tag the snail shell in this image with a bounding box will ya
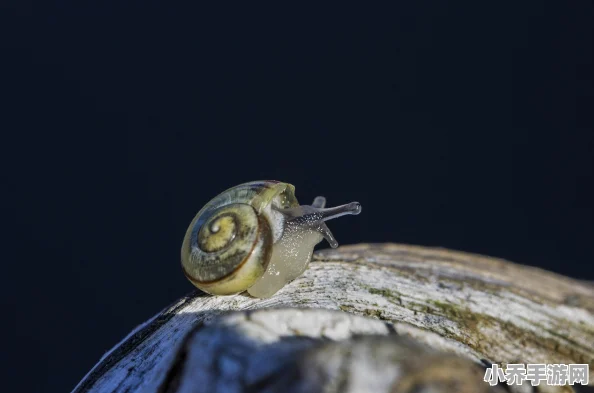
[181,181,361,298]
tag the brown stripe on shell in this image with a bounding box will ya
[182,214,272,285]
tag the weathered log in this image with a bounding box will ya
[72,243,594,393]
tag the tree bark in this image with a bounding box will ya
[72,243,594,393]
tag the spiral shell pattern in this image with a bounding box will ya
[181,181,298,295]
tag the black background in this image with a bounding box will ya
[2,2,593,392]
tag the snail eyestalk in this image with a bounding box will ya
[248,197,363,298]
[312,196,326,208]
[318,202,362,221]
[277,199,362,249]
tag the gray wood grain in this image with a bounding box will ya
[72,243,594,393]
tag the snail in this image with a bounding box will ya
[181,180,362,298]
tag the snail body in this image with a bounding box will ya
[181,181,361,298]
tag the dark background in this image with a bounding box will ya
[2,2,593,392]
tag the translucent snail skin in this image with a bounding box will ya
[181,180,362,298]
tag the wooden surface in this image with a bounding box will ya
[72,243,594,393]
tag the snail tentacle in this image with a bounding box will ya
[247,197,361,298]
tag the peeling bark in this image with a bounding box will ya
[72,243,594,393]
